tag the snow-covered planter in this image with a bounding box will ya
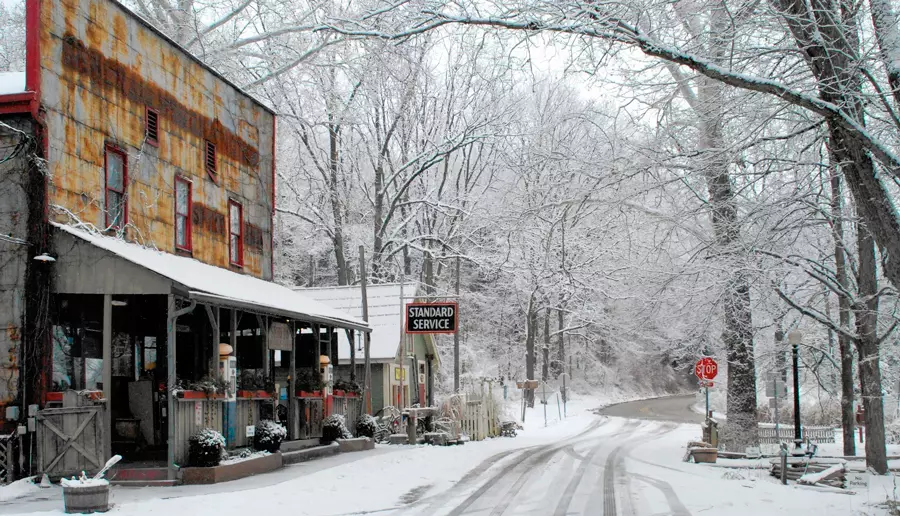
[188,428,226,467]
[322,414,352,443]
[61,472,110,513]
[356,414,378,438]
[253,420,287,452]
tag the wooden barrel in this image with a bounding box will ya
[63,485,110,514]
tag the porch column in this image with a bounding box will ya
[166,295,177,480]
[364,331,371,414]
[204,305,220,377]
[102,294,112,461]
[348,329,356,383]
[289,320,297,440]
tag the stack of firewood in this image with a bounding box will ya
[769,458,846,489]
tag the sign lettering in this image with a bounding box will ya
[405,302,458,334]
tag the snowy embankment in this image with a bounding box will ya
[0,395,606,516]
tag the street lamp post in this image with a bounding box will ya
[788,330,803,446]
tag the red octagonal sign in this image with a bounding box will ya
[695,357,718,381]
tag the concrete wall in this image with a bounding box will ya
[39,0,276,279]
[0,117,33,413]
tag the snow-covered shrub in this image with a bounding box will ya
[356,414,377,438]
[322,414,352,443]
[886,419,900,445]
[188,428,225,467]
[253,420,287,452]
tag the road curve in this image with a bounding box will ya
[597,394,703,424]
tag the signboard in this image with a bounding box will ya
[538,382,552,404]
[268,321,293,351]
[246,425,256,437]
[516,380,540,389]
[405,302,458,334]
[765,372,787,398]
[694,357,718,381]
[394,367,407,381]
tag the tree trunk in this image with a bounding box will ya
[328,118,350,286]
[542,309,550,381]
[525,296,536,407]
[854,226,888,474]
[831,168,856,456]
[868,0,900,109]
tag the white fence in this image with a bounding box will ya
[455,382,501,441]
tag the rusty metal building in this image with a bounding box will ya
[0,0,369,483]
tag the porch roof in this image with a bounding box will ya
[52,223,370,332]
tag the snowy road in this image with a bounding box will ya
[393,408,688,516]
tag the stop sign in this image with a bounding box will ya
[695,357,718,380]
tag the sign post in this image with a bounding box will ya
[559,372,569,418]
[540,382,549,427]
[694,357,719,419]
[766,372,787,435]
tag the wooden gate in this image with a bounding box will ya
[36,402,105,478]
[0,431,15,484]
[295,397,324,439]
[332,396,362,435]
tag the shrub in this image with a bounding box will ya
[253,420,287,452]
[322,414,352,443]
[356,414,377,438]
[188,428,225,467]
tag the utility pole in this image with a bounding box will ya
[454,255,460,392]
[359,245,372,414]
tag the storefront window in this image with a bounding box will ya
[52,324,103,392]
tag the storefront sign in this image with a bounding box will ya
[268,321,292,351]
[405,302,458,334]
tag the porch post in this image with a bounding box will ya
[166,295,177,480]
[289,320,297,440]
[102,294,112,461]
[204,305,220,377]
[348,329,356,383]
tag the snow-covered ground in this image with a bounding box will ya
[2,392,897,515]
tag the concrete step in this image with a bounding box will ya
[109,467,169,482]
[110,479,180,487]
[280,438,322,453]
[282,443,339,465]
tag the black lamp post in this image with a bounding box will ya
[788,330,803,445]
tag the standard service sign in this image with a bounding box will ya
[405,302,458,334]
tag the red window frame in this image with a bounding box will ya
[145,107,159,147]
[174,176,192,251]
[104,144,128,229]
[205,140,217,181]
[229,199,243,267]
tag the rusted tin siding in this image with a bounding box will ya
[0,118,32,412]
[39,0,275,279]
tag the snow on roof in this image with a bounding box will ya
[53,223,369,331]
[296,283,416,362]
[0,72,26,95]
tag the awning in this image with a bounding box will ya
[52,223,370,332]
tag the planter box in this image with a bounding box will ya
[297,391,323,398]
[336,437,375,453]
[177,391,225,400]
[333,391,360,398]
[691,448,718,464]
[181,452,283,484]
[237,390,273,399]
[47,391,104,403]
[63,484,110,513]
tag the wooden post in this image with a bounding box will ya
[165,295,176,480]
[289,320,297,440]
[205,305,220,377]
[101,294,112,461]
[348,329,356,382]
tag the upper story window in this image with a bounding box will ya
[205,140,217,181]
[145,108,159,146]
[175,177,192,251]
[229,200,243,267]
[104,145,127,229]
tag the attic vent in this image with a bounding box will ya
[205,140,217,179]
[146,108,159,145]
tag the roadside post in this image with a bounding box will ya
[556,392,562,420]
[559,372,569,417]
[766,372,787,436]
[517,380,539,423]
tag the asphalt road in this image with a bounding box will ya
[398,395,700,516]
[597,394,704,424]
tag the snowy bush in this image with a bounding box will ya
[356,414,377,438]
[253,420,287,452]
[322,414,352,442]
[188,428,225,467]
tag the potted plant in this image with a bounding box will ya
[188,428,226,467]
[238,370,273,398]
[356,414,378,439]
[253,420,287,453]
[333,379,362,397]
[322,414,352,443]
[296,370,324,397]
